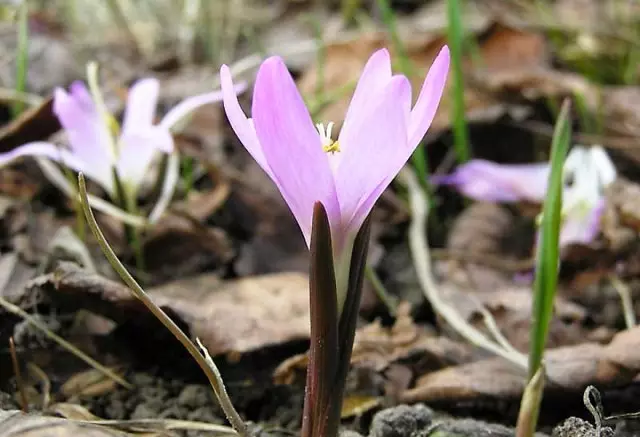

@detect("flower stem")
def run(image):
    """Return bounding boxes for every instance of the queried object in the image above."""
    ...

[112,168,146,276]
[124,190,146,275]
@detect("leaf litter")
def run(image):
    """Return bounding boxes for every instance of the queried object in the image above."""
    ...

[4,0,640,436]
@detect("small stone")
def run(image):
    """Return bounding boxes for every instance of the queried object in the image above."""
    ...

[370,404,434,437]
[131,403,158,420]
[428,418,515,437]
[177,384,210,408]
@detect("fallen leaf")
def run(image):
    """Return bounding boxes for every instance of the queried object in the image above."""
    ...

[438,202,530,290]
[37,262,311,356]
[60,369,119,399]
[274,303,473,391]
[439,284,590,352]
[602,177,640,252]
[0,409,129,437]
[298,22,546,135]
[340,395,382,419]
[0,97,58,154]
[401,325,640,404]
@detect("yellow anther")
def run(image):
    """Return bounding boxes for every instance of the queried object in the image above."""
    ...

[323,140,341,154]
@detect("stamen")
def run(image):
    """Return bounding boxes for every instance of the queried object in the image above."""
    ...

[323,141,341,154]
[316,122,341,154]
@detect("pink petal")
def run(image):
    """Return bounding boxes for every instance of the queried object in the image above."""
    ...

[559,198,604,248]
[122,78,159,135]
[220,65,273,179]
[251,56,339,246]
[408,46,450,147]
[52,86,114,189]
[432,160,549,203]
[335,75,412,236]
[0,141,112,192]
[68,81,95,111]
[0,142,84,171]
[338,49,393,156]
[159,81,246,132]
[116,126,174,190]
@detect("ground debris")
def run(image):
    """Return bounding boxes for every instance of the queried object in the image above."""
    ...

[0,409,130,437]
[401,325,640,405]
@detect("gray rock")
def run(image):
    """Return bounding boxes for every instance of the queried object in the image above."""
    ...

[370,404,435,437]
[427,418,514,437]
[177,384,210,408]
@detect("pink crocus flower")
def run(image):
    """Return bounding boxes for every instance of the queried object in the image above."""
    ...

[432,146,617,248]
[220,47,450,307]
[0,78,244,223]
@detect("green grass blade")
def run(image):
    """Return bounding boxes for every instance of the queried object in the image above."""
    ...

[12,0,29,118]
[446,0,470,163]
[529,99,571,379]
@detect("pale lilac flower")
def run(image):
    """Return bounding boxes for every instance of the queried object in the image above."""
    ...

[0,78,245,223]
[220,47,450,305]
[432,146,617,247]
[1,80,214,195]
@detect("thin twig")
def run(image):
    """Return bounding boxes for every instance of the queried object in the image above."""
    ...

[0,297,131,389]
[9,337,28,413]
[27,362,51,409]
[609,275,636,329]
[399,167,528,370]
[77,173,247,437]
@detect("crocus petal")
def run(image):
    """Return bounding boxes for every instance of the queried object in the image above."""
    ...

[560,199,605,247]
[432,159,550,203]
[408,46,450,147]
[116,126,174,190]
[335,75,412,235]
[159,81,247,131]
[122,78,160,135]
[0,142,86,173]
[68,80,95,111]
[220,65,274,179]
[53,85,114,190]
[589,146,616,187]
[252,56,339,246]
[338,49,393,157]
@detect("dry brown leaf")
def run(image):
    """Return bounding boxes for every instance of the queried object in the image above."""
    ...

[0,409,130,437]
[274,303,473,387]
[439,284,590,352]
[142,188,234,283]
[602,177,640,252]
[401,325,640,404]
[340,395,382,419]
[299,22,547,135]
[0,97,58,154]
[60,369,119,399]
[439,202,527,290]
[39,262,310,356]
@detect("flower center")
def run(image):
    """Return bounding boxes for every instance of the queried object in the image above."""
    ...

[316,122,340,154]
